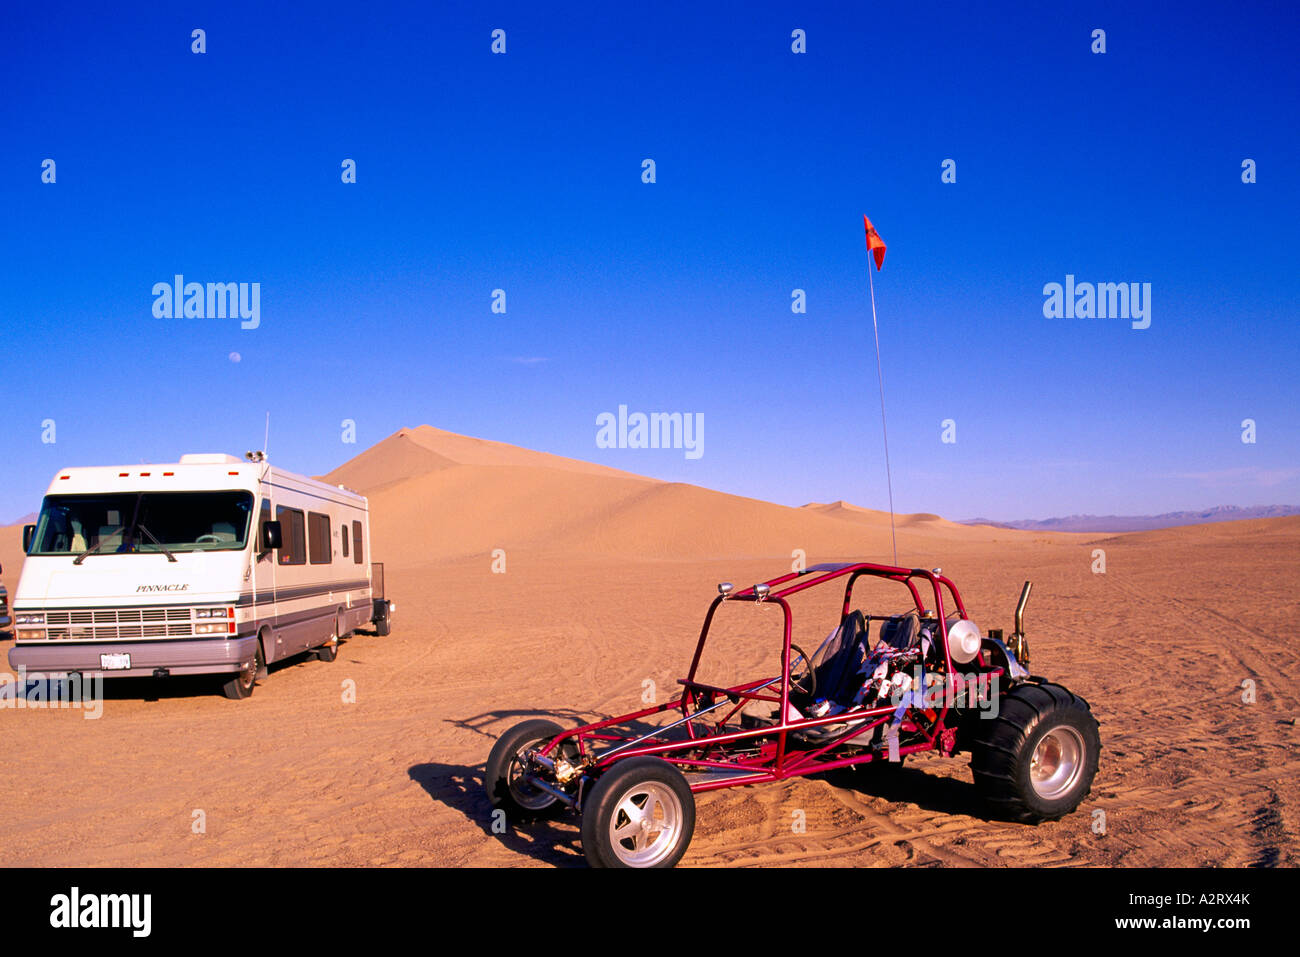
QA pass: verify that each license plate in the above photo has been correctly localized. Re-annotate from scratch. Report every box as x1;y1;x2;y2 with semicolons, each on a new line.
100;653;131;670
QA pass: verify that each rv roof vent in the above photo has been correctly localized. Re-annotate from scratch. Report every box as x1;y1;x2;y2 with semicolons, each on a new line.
179;453;244;465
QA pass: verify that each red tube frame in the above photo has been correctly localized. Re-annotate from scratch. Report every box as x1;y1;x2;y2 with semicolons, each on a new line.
537;562;990;794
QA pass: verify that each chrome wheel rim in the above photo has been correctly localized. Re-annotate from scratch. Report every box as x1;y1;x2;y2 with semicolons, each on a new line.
1030;726;1084;799
507;744;557;811
608;781;683;867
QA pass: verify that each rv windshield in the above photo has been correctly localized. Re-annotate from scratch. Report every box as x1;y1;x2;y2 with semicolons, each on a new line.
29;491;254;557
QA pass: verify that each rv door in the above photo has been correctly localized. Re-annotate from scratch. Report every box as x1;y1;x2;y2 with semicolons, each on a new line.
256;496;277;619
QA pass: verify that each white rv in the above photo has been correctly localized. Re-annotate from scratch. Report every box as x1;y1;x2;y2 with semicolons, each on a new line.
8;453;393;699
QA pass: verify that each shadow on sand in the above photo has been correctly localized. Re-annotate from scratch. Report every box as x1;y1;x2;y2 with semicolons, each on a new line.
410;707;610;866
407;759;585;867
0;649;329;703
821;762;1004;821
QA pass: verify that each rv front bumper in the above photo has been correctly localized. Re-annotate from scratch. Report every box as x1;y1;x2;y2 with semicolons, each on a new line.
7;635;259;678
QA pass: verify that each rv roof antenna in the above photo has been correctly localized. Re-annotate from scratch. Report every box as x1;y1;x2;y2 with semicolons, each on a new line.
244;413;271;468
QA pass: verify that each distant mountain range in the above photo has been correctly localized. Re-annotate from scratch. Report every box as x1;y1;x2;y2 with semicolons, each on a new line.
960;505;1300;533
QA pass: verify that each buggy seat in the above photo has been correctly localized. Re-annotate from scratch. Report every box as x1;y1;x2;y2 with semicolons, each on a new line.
876;611;920;652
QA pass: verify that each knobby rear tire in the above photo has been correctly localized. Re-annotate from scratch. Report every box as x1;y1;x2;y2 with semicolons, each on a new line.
969;681;1100;822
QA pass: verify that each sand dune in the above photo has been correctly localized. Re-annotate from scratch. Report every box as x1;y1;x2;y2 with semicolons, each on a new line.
1;426;1297;869
326;426;652;493
333;427;1038;566
803;500;958;528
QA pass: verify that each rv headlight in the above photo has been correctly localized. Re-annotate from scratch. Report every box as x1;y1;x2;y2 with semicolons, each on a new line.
195;609;210;618
15;613;45;626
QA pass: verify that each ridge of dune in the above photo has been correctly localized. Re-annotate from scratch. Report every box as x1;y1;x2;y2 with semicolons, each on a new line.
361;465;1007;566
323;426;656;493
321;431;461;493
557;482;897;560
362;468;893;564
802;500;955;528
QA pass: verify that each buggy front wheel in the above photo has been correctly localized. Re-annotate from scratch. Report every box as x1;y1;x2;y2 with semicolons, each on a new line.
581;757;695;868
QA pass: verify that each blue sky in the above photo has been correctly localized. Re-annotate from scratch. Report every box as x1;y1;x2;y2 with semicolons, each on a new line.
2;0;1297;523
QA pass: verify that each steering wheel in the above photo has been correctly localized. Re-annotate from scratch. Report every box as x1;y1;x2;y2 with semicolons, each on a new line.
788;643;817;700
195;534;222;544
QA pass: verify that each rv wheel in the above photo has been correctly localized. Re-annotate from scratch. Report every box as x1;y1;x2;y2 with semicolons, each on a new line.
222;644;265;700
315;618;342;662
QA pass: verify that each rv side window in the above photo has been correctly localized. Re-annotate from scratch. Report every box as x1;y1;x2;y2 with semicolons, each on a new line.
308;512;331;564
259;499;271;553
341;525;349;558
352;521;363;564
277;507;306;565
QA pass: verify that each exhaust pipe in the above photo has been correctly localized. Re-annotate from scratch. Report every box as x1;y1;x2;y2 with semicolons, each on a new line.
1014;580;1032;636
1006;581;1032;669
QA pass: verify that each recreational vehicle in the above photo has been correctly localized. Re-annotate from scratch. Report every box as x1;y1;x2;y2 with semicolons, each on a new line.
8;453;393;699
0;568;11;635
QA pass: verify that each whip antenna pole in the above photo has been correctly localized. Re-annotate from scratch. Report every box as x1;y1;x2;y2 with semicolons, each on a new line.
864;232;897;566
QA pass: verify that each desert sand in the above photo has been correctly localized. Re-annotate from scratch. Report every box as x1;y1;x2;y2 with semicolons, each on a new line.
0;425;1296;867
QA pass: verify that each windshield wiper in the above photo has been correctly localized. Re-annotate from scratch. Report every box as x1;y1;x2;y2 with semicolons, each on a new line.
72;526;177;564
135;524;178;563
72;535;119;565
74;491;143;565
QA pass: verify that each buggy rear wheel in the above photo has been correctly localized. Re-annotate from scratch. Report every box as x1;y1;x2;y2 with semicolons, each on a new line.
969;682;1100;822
485;719;569;822
581;757;695;868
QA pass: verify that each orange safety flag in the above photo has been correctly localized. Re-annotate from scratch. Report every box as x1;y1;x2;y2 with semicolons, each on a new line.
863;214;886;271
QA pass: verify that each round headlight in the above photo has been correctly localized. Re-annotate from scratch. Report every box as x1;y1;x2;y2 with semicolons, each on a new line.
947;619;982;665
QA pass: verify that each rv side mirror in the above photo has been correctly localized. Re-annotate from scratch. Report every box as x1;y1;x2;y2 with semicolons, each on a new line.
261;520;283;551
22;524;36;554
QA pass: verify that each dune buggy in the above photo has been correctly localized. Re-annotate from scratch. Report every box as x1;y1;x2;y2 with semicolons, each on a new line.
486;562;1100;867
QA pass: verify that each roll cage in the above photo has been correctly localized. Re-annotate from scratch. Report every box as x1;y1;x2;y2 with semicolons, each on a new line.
531;562;998;801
